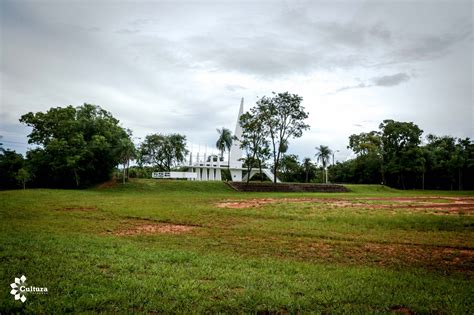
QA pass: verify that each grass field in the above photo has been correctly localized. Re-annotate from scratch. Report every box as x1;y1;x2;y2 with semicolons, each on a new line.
1;179;473;313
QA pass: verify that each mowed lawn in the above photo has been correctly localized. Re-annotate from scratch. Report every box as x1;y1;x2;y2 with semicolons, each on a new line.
1;180;473;313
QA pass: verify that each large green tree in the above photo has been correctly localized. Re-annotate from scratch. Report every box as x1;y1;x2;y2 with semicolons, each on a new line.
239;110;270;182
138;133;188;171
348;131;384;184
255;92;309;183
20;104;131;187
424;135;473;190
379;120;423;189
0;149;24;189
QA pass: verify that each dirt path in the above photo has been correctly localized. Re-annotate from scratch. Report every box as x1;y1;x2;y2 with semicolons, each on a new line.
216;197;474;215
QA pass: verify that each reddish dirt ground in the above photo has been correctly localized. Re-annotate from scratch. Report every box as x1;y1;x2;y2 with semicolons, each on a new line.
216;197;474;215
115;223;195;236
95;180;118;189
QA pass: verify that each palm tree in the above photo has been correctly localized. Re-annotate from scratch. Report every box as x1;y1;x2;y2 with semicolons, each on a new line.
315;145;332;183
216;127;233;164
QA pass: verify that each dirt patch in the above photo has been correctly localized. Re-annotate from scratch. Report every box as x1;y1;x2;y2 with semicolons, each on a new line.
96;180;118;189
217;198;278;209
58;206;97;211
216;197;474;215
115;223;194;236
390;306;414;314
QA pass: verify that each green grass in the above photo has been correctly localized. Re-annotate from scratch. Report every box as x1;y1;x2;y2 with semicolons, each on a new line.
1;180;473;313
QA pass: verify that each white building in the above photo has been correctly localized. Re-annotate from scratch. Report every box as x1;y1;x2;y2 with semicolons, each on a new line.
188;98;279;182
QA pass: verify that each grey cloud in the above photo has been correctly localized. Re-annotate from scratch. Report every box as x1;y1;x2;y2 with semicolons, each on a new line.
1;1;472;159
336;73;411;92
336;82;367;93
316;20;392;48
368;23;391;42
115;28;140;34
371;73;410;86
225;85;246;92
381;23;472;65
119;5;469;78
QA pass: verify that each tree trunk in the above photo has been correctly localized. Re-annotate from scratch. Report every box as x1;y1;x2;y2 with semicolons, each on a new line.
422;171;425;190
258;159;263;182
380;156;385;185
273;152;280;184
73;168;79;187
123;163;126;184
23;182;25;190
127;159;130;180
458;168;462;190
246;157;251;184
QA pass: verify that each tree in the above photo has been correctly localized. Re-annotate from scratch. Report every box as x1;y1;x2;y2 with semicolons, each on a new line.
280;154;301;182
139;133;188;171
303;157;313;183
423;135;473;190
255;92;309;183
239;110;270;182
116;131;136;184
315;145;332;183
15;168;31;190
0;149;24;189
379;120;423;189
348;131;384;183
19;104;131;188
215;127;233;163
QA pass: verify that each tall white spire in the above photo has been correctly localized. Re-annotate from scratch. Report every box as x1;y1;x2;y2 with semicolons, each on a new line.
229;98;244;181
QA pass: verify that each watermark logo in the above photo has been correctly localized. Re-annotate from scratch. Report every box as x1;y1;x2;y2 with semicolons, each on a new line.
10;275;48;303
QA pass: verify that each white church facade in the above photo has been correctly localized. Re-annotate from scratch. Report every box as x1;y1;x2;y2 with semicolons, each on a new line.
152;98;279;182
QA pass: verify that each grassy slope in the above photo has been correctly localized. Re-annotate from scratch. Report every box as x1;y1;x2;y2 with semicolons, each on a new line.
0;180;473;313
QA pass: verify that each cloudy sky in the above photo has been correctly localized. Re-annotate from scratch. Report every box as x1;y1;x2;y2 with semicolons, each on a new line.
1;0;472;162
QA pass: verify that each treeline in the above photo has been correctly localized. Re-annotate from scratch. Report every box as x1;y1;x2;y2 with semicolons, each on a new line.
1;92;311;189
0;104;189;189
1;101;472;190
330;120;474;190
269;120;474;190
1;104;134;189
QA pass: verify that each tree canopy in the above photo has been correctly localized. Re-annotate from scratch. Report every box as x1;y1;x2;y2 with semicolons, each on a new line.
251;92;310;183
334;120;474;189
138;133;188;171
19;104;131;187
215;127;233;159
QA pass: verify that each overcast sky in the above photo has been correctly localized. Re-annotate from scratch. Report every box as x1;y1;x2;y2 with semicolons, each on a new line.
1;0;472;162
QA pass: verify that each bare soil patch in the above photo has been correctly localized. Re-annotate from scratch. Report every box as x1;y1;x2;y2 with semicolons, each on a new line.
115;223;195;236
216;197;474;215
96;180;118;189
390;306;414;314
230;234;474;274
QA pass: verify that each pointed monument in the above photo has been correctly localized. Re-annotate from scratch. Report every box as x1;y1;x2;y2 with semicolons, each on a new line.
229;98;244;181
159;97;280;182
